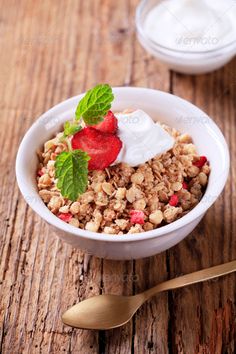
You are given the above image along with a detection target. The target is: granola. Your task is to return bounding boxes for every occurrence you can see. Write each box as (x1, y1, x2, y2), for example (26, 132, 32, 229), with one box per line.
(37, 123, 210, 234)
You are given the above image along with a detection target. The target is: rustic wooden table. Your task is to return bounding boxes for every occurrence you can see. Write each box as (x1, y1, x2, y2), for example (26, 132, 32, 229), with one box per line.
(0, 1, 235, 353)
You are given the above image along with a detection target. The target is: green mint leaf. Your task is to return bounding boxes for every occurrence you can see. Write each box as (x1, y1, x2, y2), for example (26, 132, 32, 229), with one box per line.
(63, 121, 82, 137)
(55, 150, 90, 201)
(75, 83, 114, 125)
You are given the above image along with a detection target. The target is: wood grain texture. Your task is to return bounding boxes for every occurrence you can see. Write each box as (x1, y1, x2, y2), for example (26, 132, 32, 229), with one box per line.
(0, 0, 235, 353)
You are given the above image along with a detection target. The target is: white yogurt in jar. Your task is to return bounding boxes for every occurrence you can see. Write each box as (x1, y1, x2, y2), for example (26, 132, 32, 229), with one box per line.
(143, 0, 236, 52)
(114, 110, 174, 166)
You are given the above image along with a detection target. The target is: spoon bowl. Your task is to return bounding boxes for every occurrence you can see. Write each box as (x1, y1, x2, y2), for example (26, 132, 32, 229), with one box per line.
(62, 294, 144, 330)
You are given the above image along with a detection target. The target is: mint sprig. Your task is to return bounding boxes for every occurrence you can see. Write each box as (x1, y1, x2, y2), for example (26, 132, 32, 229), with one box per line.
(55, 84, 114, 202)
(63, 121, 82, 137)
(55, 150, 90, 202)
(75, 83, 114, 125)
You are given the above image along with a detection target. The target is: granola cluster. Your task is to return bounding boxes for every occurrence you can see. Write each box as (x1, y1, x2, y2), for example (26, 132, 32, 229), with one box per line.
(37, 124, 210, 234)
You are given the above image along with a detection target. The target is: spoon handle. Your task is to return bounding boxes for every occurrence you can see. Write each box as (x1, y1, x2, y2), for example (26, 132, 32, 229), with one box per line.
(143, 260, 236, 300)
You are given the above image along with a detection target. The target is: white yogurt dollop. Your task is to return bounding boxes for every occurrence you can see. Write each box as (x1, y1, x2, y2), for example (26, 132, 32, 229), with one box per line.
(143, 0, 236, 52)
(114, 110, 174, 167)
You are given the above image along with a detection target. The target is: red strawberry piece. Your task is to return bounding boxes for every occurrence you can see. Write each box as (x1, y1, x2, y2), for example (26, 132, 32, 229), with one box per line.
(91, 110, 118, 134)
(182, 182, 188, 190)
(193, 156, 207, 168)
(58, 212, 73, 222)
(37, 169, 44, 177)
(130, 210, 145, 225)
(71, 127, 122, 170)
(169, 194, 179, 207)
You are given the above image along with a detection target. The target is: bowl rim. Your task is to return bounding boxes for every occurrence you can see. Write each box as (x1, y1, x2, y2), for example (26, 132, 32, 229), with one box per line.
(135, 0, 236, 57)
(16, 86, 230, 243)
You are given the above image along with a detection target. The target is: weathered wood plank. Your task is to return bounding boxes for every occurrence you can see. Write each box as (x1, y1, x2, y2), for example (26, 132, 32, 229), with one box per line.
(131, 22, 171, 354)
(90, 1, 137, 352)
(168, 62, 236, 354)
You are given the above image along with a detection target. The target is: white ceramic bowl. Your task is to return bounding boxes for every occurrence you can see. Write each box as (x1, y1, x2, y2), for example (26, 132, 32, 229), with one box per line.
(136, 0, 236, 74)
(16, 87, 229, 260)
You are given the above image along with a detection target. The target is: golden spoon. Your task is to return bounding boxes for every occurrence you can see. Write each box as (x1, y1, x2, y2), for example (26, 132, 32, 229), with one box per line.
(62, 260, 236, 330)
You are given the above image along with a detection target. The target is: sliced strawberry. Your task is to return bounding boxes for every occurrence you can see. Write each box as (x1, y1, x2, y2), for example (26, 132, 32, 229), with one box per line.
(91, 110, 118, 134)
(71, 127, 122, 170)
